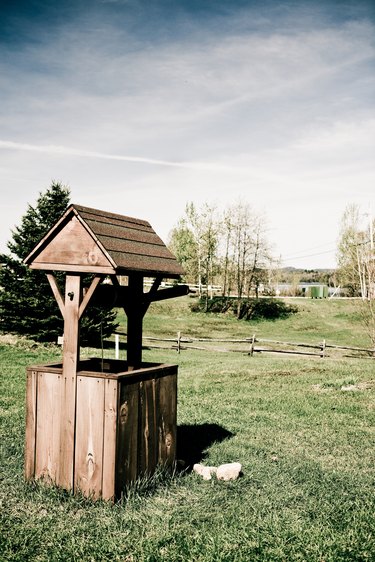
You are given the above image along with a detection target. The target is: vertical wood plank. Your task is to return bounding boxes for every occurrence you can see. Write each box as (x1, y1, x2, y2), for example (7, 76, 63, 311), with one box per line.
(35, 372, 62, 482)
(25, 369, 38, 480)
(115, 381, 139, 497)
(102, 379, 118, 501)
(158, 371, 177, 468)
(74, 376, 104, 499)
(58, 274, 81, 490)
(139, 378, 158, 476)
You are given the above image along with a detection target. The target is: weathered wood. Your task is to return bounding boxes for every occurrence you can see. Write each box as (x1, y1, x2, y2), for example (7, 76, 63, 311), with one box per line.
(102, 379, 118, 500)
(74, 376, 105, 499)
(25, 369, 38, 480)
(46, 274, 65, 319)
(138, 378, 158, 475)
(29, 215, 116, 273)
(25, 362, 178, 499)
(249, 334, 256, 356)
(158, 372, 177, 467)
(257, 338, 321, 349)
(35, 372, 61, 482)
(58, 274, 81, 490)
(30, 262, 116, 274)
(79, 275, 103, 319)
(116, 381, 139, 496)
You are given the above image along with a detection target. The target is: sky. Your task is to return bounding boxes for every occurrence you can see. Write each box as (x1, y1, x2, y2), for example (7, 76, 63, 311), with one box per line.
(0, 0, 374, 269)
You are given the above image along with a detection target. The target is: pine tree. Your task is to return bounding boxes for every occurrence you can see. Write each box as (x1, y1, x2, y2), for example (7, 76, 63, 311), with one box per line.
(0, 182, 118, 344)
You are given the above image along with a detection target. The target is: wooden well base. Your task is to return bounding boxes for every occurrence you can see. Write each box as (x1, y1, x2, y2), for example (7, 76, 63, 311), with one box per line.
(25, 360, 177, 500)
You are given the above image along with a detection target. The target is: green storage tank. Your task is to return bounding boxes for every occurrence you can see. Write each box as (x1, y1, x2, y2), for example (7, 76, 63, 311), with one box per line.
(310, 285, 328, 298)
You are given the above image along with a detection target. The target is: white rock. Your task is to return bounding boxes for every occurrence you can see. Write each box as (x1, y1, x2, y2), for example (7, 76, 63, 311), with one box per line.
(216, 462, 242, 481)
(193, 463, 217, 480)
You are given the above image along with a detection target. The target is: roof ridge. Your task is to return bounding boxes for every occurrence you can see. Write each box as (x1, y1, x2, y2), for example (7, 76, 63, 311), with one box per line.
(72, 204, 151, 227)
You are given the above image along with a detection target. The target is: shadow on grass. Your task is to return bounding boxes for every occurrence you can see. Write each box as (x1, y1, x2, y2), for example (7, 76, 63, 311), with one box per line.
(177, 423, 234, 470)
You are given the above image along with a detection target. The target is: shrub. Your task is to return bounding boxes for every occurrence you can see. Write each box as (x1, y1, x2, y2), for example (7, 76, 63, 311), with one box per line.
(190, 297, 298, 321)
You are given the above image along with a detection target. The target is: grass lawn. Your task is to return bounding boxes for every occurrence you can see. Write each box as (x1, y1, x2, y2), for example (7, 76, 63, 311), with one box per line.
(1, 298, 374, 561)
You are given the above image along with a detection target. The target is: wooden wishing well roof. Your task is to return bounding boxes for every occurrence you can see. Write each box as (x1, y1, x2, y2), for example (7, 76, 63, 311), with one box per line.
(24, 204, 185, 278)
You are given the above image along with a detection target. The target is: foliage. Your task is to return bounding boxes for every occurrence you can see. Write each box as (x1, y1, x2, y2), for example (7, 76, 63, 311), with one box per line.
(0, 182, 118, 345)
(168, 219, 199, 284)
(336, 204, 375, 346)
(336, 203, 375, 298)
(168, 200, 273, 302)
(184, 201, 220, 294)
(190, 296, 298, 321)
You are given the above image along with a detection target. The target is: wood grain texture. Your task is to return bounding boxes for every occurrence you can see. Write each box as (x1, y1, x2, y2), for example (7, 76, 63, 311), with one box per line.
(79, 275, 103, 319)
(32, 216, 114, 271)
(46, 274, 65, 319)
(116, 381, 139, 496)
(30, 263, 116, 274)
(35, 372, 61, 482)
(25, 369, 38, 480)
(74, 377, 105, 499)
(158, 372, 177, 467)
(58, 274, 81, 490)
(102, 379, 118, 500)
(139, 378, 158, 475)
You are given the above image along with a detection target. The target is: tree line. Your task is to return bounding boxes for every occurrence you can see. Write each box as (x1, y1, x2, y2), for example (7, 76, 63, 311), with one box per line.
(0, 184, 374, 346)
(168, 201, 275, 301)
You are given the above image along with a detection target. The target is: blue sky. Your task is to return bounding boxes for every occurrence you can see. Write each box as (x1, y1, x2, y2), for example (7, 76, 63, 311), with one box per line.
(1, 0, 374, 268)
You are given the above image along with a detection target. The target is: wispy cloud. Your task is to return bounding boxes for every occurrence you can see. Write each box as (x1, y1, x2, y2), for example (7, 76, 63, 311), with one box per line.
(0, 139, 247, 174)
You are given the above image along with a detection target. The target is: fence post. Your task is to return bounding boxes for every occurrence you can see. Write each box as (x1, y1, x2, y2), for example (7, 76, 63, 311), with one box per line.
(320, 339, 326, 359)
(249, 334, 256, 356)
(177, 331, 181, 354)
(115, 333, 120, 360)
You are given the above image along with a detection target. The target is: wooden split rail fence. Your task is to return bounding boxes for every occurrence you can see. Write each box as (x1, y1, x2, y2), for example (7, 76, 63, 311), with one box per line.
(112, 332, 375, 360)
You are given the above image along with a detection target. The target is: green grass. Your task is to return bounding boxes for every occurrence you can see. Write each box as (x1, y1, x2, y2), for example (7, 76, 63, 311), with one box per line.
(1, 299, 375, 561)
(140, 296, 371, 346)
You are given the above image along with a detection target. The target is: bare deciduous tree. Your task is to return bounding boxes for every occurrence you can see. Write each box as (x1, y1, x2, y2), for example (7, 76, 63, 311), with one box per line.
(337, 203, 375, 348)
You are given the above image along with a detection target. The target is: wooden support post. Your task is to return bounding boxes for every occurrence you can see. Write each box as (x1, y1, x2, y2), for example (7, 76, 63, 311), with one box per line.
(249, 334, 256, 356)
(58, 274, 82, 490)
(177, 331, 181, 354)
(126, 274, 144, 371)
(320, 339, 326, 359)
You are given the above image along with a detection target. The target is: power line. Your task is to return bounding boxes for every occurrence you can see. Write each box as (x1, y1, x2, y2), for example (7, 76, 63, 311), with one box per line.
(281, 247, 336, 262)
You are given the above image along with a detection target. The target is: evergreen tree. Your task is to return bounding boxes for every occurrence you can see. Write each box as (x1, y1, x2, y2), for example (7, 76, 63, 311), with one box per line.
(0, 182, 118, 344)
